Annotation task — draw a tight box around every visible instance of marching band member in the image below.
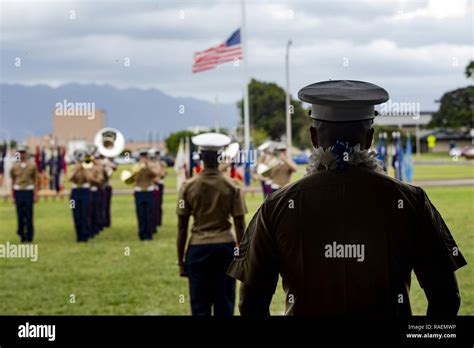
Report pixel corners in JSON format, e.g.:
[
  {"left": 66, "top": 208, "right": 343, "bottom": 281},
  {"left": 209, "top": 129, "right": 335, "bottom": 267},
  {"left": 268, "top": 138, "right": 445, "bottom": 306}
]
[
  {"left": 149, "top": 149, "right": 168, "bottom": 233},
  {"left": 129, "top": 149, "right": 160, "bottom": 241},
  {"left": 87, "top": 148, "right": 104, "bottom": 237},
  {"left": 10, "top": 145, "right": 38, "bottom": 242},
  {"left": 266, "top": 143, "right": 297, "bottom": 193},
  {"left": 99, "top": 154, "right": 117, "bottom": 228},
  {"left": 94, "top": 128, "right": 124, "bottom": 229},
  {"left": 68, "top": 150, "right": 100, "bottom": 242}
]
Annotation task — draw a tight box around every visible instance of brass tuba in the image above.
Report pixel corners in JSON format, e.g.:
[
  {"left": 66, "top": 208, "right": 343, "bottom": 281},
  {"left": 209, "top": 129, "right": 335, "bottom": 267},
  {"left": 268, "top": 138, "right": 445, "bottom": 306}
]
[
  {"left": 94, "top": 127, "right": 125, "bottom": 158},
  {"left": 82, "top": 154, "right": 95, "bottom": 169}
]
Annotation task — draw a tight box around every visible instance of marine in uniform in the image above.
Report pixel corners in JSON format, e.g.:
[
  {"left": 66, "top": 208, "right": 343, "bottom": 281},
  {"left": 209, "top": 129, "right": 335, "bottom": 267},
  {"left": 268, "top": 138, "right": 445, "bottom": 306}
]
[
  {"left": 156, "top": 152, "right": 167, "bottom": 228},
  {"left": 68, "top": 150, "right": 101, "bottom": 242},
  {"left": 149, "top": 149, "right": 167, "bottom": 233},
  {"left": 266, "top": 143, "right": 297, "bottom": 193},
  {"left": 255, "top": 146, "right": 274, "bottom": 198},
  {"left": 99, "top": 154, "right": 117, "bottom": 228},
  {"left": 129, "top": 149, "right": 160, "bottom": 240},
  {"left": 176, "top": 133, "right": 247, "bottom": 316},
  {"left": 89, "top": 152, "right": 105, "bottom": 237},
  {"left": 227, "top": 80, "right": 467, "bottom": 316},
  {"left": 10, "top": 145, "right": 38, "bottom": 242}
]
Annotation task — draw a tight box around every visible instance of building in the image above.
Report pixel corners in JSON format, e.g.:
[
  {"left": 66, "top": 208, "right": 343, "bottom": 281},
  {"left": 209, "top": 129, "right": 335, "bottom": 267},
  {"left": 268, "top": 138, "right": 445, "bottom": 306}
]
[
  {"left": 25, "top": 107, "right": 165, "bottom": 153},
  {"left": 25, "top": 108, "right": 105, "bottom": 148},
  {"left": 52, "top": 108, "right": 105, "bottom": 144},
  {"left": 374, "top": 112, "right": 433, "bottom": 154},
  {"left": 374, "top": 111, "right": 433, "bottom": 130},
  {"left": 374, "top": 112, "right": 473, "bottom": 153}
]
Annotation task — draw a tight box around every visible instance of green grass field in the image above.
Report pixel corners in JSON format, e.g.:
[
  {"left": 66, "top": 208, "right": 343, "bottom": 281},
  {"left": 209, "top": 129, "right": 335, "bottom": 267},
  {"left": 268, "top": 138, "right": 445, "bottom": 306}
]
[
  {"left": 56, "top": 161, "right": 473, "bottom": 192},
  {"left": 0, "top": 169, "right": 472, "bottom": 315}
]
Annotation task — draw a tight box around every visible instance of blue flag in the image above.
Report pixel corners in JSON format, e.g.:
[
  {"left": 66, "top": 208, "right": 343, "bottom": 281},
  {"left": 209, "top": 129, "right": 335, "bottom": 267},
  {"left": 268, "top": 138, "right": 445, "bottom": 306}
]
[
  {"left": 397, "top": 136, "right": 404, "bottom": 181},
  {"left": 404, "top": 134, "right": 414, "bottom": 183},
  {"left": 376, "top": 134, "right": 385, "bottom": 171},
  {"left": 244, "top": 143, "right": 253, "bottom": 187}
]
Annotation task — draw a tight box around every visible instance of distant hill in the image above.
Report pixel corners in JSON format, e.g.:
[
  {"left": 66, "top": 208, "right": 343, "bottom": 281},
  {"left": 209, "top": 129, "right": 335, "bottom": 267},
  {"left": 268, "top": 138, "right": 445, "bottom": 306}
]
[{"left": 0, "top": 83, "right": 239, "bottom": 141}]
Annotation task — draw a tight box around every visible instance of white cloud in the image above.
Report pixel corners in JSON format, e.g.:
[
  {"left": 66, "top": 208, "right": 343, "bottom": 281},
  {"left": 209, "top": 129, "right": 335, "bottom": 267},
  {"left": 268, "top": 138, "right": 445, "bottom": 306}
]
[{"left": 1, "top": 0, "right": 472, "bottom": 109}]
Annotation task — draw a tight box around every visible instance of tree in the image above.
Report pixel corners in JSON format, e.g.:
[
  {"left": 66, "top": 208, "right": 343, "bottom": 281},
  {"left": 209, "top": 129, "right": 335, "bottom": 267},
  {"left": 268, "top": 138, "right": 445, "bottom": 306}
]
[
  {"left": 165, "top": 128, "right": 230, "bottom": 155},
  {"left": 429, "top": 61, "right": 474, "bottom": 129},
  {"left": 165, "top": 130, "right": 194, "bottom": 156},
  {"left": 429, "top": 86, "right": 474, "bottom": 129},
  {"left": 251, "top": 128, "right": 270, "bottom": 147},
  {"left": 465, "top": 60, "right": 474, "bottom": 79},
  {"left": 237, "top": 79, "right": 311, "bottom": 148}
]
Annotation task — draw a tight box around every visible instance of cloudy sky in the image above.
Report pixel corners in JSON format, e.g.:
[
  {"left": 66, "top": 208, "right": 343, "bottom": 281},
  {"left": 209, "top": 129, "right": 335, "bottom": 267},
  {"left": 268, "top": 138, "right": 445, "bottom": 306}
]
[{"left": 1, "top": 0, "right": 473, "bottom": 110}]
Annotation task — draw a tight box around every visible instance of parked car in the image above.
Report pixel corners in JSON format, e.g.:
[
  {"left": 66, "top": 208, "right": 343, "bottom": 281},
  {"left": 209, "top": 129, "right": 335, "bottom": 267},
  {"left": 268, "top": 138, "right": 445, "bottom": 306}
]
[
  {"left": 293, "top": 153, "right": 309, "bottom": 164},
  {"left": 161, "top": 155, "right": 175, "bottom": 167}
]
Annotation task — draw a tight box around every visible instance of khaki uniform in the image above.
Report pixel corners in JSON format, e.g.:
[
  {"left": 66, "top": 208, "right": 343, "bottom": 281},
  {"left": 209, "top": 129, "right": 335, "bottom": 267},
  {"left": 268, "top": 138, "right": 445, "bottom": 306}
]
[
  {"left": 90, "top": 164, "right": 104, "bottom": 189},
  {"left": 218, "top": 162, "right": 230, "bottom": 173},
  {"left": 228, "top": 165, "right": 467, "bottom": 316},
  {"left": 152, "top": 159, "right": 167, "bottom": 231},
  {"left": 69, "top": 164, "right": 94, "bottom": 242},
  {"left": 134, "top": 162, "right": 159, "bottom": 190},
  {"left": 100, "top": 158, "right": 116, "bottom": 228},
  {"left": 100, "top": 158, "right": 115, "bottom": 186},
  {"left": 10, "top": 160, "right": 37, "bottom": 242},
  {"left": 158, "top": 160, "right": 167, "bottom": 180},
  {"left": 90, "top": 162, "right": 105, "bottom": 235},
  {"left": 69, "top": 166, "right": 86, "bottom": 185},
  {"left": 268, "top": 161, "right": 294, "bottom": 188},
  {"left": 133, "top": 160, "right": 159, "bottom": 240},
  {"left": 10, "top": 162, "right": 37, "bottom": 189},
  {"left": 177, "top": 166, "right": 248, "bottom": 316},
  {"left": 176, "top": 168, "right": 247, "bottom": 245}
]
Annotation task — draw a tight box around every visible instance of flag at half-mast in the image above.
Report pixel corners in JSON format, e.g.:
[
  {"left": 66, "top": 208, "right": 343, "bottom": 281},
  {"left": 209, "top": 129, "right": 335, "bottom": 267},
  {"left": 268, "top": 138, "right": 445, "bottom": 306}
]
[{"left": 192, "top": 29, "right": 242, "bottom": 73}]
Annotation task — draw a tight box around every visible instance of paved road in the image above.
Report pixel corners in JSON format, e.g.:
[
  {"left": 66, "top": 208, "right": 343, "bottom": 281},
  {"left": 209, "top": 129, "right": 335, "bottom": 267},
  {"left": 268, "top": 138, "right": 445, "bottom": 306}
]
[
  {"left": 413, "top": 160, "right": 474, "bottom": 166},
  {"left": 411, "top": 178, "right": 474, "bottom": 187}
]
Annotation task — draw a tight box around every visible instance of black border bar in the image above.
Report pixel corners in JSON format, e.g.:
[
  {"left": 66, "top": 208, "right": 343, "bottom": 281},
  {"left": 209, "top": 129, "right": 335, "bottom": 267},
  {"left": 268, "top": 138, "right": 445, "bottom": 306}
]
[{"left": 0, "top": 316, "right": 473, "bottom": 345}]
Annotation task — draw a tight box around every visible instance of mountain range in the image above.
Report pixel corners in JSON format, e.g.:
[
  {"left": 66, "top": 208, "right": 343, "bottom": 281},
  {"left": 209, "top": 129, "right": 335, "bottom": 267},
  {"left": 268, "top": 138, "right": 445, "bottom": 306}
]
[{"left": 0, "top": 83, "right": 239, "bottom": 141}]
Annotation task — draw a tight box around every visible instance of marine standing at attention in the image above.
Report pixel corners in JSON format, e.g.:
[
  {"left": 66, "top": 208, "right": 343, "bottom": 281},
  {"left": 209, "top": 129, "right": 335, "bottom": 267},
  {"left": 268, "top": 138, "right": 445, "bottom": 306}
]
[
  {"left": 228, "top": 80, "right": 467, "bottom": 316},
  {"left": 177, "top": 133, "right": 247, "bottom": 316}
]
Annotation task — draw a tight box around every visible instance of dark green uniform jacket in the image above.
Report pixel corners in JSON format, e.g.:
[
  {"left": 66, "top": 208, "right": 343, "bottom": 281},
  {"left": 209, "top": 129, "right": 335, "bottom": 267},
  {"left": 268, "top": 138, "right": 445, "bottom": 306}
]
[{"left": 228, "top": 165, "right": 467, "bottom": 316}]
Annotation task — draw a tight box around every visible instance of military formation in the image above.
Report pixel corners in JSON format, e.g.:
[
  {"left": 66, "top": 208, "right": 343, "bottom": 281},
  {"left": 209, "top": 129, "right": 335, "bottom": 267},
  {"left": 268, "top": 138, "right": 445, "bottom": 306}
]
[
  {"left": 9, "top": 128, "right": 168, "bottom": 243},
  {"left": 9, "top": 80, "right": 467, "bottom": 317},
  {"left": 68, "top": 145, "right": 118, "bottom": 242}
]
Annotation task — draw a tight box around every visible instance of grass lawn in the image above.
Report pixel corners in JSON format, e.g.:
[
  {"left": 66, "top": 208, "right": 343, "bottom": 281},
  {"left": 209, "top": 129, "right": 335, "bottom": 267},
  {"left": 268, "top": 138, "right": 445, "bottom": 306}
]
[
  {"left": 289, "top": 164, "right": 473, "bottom": 184},
  {"left": 57, "top": 160, "right": 473, "bottom": 193},
  {"left": 0, "top": 171, "right": 472, "bottom": 315},
  {"left": 416, "top": 152, "right": 471, "bottom": 161},
  {"left": 412, "top": 165, "right": 473, "bottom": 181}
]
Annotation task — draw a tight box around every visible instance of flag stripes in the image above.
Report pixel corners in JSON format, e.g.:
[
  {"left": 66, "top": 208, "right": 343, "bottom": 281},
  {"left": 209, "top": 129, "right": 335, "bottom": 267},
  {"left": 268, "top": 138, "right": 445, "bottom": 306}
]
[{"left": 192, "top": 29, "right": 242, "bottom": 73}]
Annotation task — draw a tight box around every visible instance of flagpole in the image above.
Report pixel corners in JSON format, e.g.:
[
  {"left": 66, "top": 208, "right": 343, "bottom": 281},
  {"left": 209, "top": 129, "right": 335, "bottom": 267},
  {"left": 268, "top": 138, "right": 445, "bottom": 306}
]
[
  {"left": 285, "top": 39, "right": 292, "bottom": 158},
  {"left": 214, "top": 94, "right": 220, "bottom": 132},
  {"left": 241, "top": 0, "right": 250, "bottom": 152}
]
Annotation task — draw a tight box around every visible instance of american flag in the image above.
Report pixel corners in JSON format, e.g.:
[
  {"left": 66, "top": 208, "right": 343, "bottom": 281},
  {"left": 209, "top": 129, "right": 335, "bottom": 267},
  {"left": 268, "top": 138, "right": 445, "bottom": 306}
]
[{"left": 192, "top": 29, "right": 242, "bottom": 73}]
